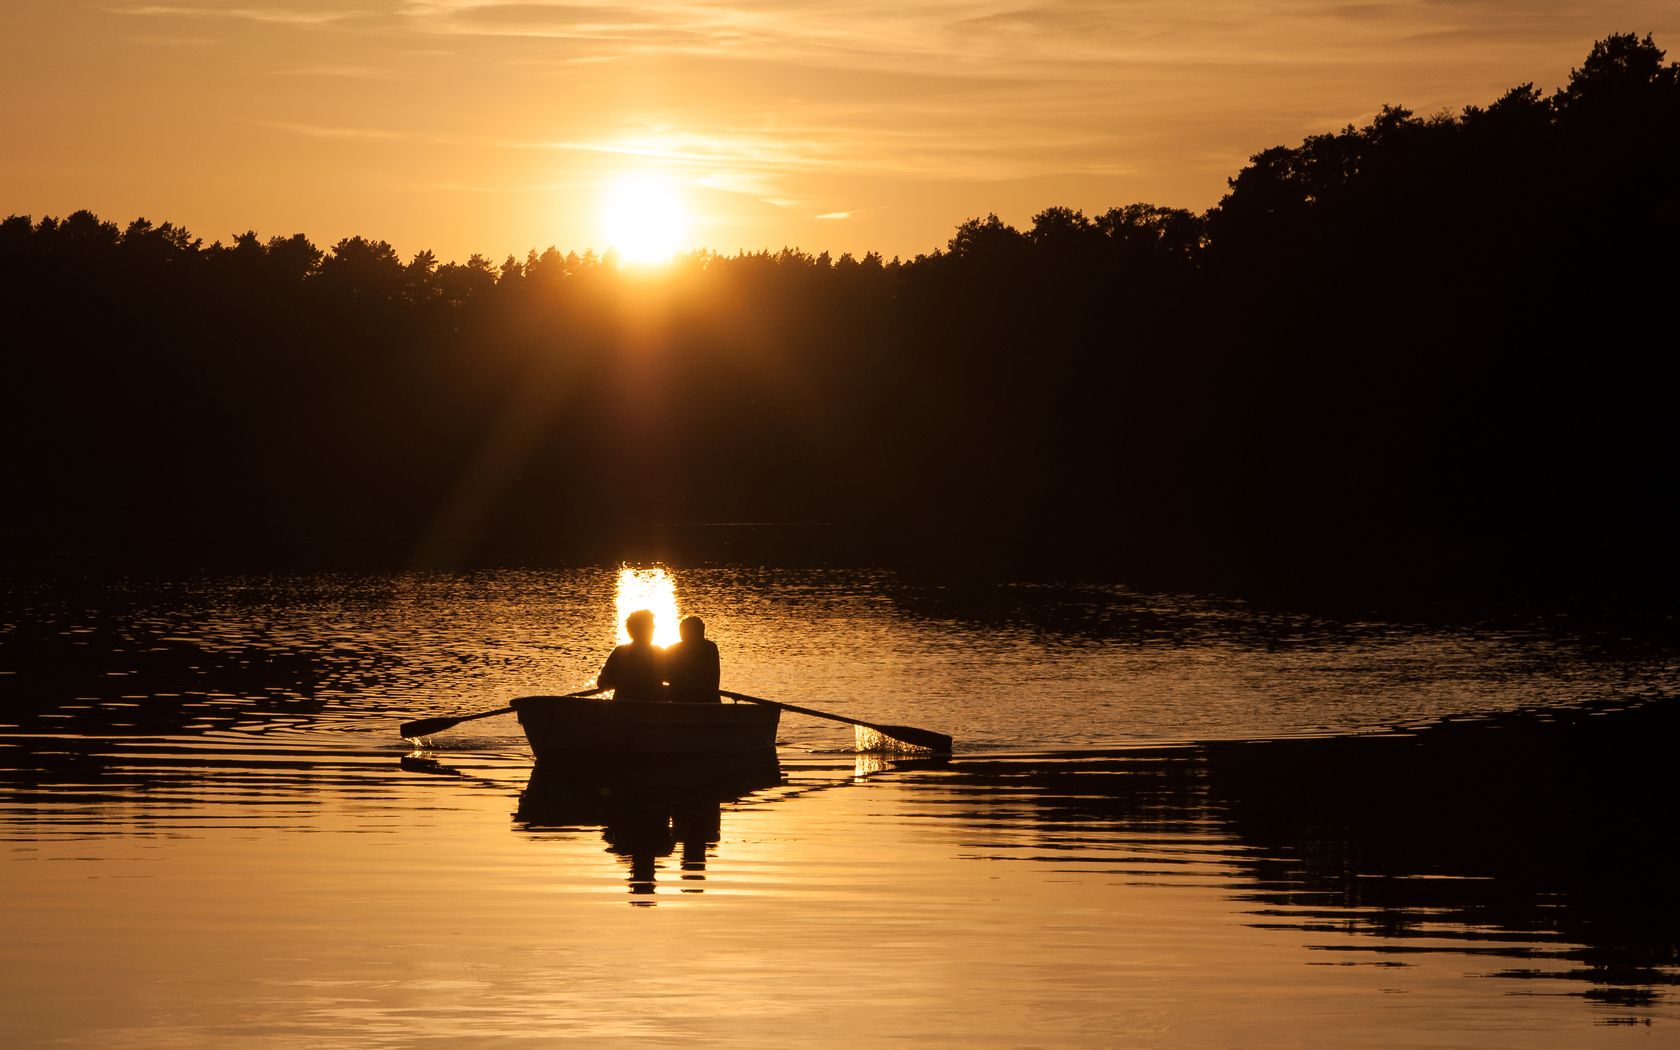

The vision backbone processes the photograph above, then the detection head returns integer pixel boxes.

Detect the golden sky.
[4,1,1676,263]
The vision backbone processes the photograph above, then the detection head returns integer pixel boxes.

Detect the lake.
[2,567,1676,1046]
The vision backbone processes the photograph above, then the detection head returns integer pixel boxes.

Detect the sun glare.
[615,566,682,646]
[600,173,688,265]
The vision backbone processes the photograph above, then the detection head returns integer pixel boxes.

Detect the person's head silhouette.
[679,615,705,643]
[625,609,655,644]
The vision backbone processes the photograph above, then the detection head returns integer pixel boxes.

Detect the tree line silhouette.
[3,34,1675,601]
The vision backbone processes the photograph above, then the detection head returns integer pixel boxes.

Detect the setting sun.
[600,173,689,265]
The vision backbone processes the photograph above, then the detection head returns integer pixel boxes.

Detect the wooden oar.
[720,690,953,754]
[400,687,606,740]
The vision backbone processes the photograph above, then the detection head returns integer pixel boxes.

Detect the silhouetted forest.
[4,34,1676,601]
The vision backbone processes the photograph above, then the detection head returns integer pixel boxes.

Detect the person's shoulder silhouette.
[665,615,721,703]
[598,609,666,702]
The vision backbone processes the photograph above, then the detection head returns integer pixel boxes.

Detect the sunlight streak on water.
[614,565,681,646]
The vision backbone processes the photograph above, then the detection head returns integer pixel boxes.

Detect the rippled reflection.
[1,699,1677,1041]
[945,702,1679,1016]
[3,571,1679,1044]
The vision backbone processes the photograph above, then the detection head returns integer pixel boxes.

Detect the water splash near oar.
[855,725,940,754]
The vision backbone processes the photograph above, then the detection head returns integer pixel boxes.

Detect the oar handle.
[402,686,607,739]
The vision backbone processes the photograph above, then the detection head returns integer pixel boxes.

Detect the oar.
[400,687,606,740]
[720,690,953,754]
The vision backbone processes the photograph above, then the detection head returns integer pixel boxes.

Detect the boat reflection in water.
[515,753,783,904]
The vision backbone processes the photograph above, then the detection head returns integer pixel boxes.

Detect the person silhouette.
[597,609,665,702]
[664,615,721,703]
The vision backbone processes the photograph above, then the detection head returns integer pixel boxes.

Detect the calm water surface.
[2,569,1676,1047]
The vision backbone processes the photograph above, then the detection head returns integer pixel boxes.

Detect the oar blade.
[400,715,464,739]
[870,724,954,755]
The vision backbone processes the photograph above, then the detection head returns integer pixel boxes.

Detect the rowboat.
[510,694,780,766]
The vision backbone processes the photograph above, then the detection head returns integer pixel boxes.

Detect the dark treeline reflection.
[5,34,1676,600]
[939,699,1680,1015]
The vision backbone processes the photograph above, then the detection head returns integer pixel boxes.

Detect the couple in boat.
[597,611,721,704]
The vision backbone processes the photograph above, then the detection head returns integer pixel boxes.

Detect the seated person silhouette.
[664,615,721,703]
[597,609,666,702]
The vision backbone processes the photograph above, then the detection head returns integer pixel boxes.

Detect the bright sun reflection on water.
[615,566,681,646]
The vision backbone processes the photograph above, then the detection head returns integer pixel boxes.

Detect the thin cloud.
[105,4,367,25]
[275,65,421,80]
[520,116,1148,183]
[261,120,407,142]
[130,33,215,45]
[515,131,829,173]
[400,178,594,193]
[697,171,781,196]
[396,0,728,42]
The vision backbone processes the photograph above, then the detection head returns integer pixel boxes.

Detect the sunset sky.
[5,1,1676,263]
